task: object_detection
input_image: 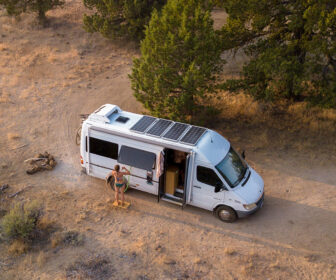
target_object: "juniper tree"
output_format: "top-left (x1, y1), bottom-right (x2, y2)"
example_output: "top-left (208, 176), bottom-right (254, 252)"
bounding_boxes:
top-left (129, 0), bottom-right (225, 123)
top-left (0, 0), bottom-right (64, 25)
top-left (83, 0), bottom-right (167, 41)
top-left (220, 0), bottom-right (336, 107)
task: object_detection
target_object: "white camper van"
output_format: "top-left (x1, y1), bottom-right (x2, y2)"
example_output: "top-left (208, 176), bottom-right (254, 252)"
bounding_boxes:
top-left (80, 104), bottom-right (264, 222)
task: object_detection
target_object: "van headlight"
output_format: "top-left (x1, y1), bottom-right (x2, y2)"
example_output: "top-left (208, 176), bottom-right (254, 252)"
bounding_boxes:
top-left (243, 203), bottom-right (257, 210)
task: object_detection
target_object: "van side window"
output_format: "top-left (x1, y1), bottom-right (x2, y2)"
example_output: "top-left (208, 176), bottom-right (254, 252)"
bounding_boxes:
top-left (197, 166), bottom-right (222, 187)
top-left (89, 137), bottom-right (118, 159)
top-left (118, 146), bottom-right (156, 171)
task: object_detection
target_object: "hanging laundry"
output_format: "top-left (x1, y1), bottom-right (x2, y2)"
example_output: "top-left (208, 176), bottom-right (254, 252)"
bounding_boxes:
top-left (156, 151), bottom-right (165, 178)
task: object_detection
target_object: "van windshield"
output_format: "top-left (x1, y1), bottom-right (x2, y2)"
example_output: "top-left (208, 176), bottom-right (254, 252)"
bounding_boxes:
top-left (215, 147), bottom-right (247, 188)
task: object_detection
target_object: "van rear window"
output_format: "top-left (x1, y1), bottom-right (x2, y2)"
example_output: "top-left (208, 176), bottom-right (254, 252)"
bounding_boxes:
top-left (89, 137), bottom-right (118, 159)
top-left (118, 146), bottom-right (156, 171)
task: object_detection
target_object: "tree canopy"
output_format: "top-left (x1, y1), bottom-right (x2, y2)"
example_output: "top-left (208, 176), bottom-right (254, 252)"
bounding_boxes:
top-left (83, 0), bottom-right (167, 41)
top-left (0, 0), bottom-right (64, 25)
top-left (129, 0), bottom-right (225, 123)
top-left (220, 0), bottom-right (336, 107)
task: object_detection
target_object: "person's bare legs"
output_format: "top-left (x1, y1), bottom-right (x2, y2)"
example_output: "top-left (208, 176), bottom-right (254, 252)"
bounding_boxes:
top-left (115, 186), bottom-right (119, 204)
top-left (121, 185), bottom-right (125, 206)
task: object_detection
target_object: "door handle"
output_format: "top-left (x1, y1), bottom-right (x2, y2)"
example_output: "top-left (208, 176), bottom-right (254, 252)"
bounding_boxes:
top-left (193, 186), bottom-right (201, 189)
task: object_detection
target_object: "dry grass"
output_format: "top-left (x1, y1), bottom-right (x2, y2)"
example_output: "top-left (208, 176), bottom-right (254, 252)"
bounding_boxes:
top-left (37, 215), bottom-right (55, 232)
top-left (50, 232), bottom-right (62, 248)
top-left (36, 251), bottom-right (48, 268)
top-left (216, 91), bottom-right (336, 132)
top-left (66, 254), bottom-right (111, 280)
top-left (50, 230), bottom-right (84, 248)
top-left (8, 240), bottom-right (29, 255)
top-left (213, 91), bottom-right (336, 162)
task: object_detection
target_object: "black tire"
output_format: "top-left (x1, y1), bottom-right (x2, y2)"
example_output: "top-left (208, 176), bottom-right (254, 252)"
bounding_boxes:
top-left (107, 175), bottom-right (116, 191)
top-left (106, 176), bottom-right (129, 193)
top-left (215, 205), bottom-right (237, 223)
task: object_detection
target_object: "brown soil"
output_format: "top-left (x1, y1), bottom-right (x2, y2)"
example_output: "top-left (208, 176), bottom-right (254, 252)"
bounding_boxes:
top-left (0, 2), bottom-right (335, 279)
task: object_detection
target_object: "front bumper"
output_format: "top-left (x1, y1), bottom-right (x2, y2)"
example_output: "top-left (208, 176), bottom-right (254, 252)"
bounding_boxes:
top-left (236, 193), bottom-right (264, 218)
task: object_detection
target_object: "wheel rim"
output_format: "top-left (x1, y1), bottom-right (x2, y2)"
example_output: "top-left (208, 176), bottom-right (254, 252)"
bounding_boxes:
top-left (219, 209), bottom-right (231, 220)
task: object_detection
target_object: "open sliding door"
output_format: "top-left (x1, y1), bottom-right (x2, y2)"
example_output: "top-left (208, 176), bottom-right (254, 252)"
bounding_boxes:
top-left (157, 149), bottom-right (167, 202)
top-left (182, 154), bottom-right (191, 208)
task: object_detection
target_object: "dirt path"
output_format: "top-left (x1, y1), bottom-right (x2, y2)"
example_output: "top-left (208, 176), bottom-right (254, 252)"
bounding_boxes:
top-left (1, 1), bottom-right (335, 279)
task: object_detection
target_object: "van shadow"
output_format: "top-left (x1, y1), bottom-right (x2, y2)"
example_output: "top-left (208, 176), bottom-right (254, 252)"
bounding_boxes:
top-left (126, 190), bottom-right (336, 258)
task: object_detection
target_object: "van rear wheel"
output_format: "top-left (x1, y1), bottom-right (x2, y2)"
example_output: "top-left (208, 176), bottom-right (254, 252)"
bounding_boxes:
top-left (216, 206), bottom-right (237, 223)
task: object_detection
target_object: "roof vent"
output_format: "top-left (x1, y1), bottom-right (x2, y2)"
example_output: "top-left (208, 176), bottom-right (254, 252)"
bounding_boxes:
top-left (89, 104), bottom-right (121, 123)
top-left (116, 116), bottom-right (129, 123)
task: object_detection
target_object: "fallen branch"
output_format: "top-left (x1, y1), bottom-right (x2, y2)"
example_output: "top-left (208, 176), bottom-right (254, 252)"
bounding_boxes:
top-left (0, 184), bottom-right (9, 193)
top-left (24, 158), bottom-right (46, 163)
top-left (10, 144), bottom-right (28, 151)
top-left (25, 152), bottom-right (57, 175)
top-left (8, 185), bottom-right (33, 198)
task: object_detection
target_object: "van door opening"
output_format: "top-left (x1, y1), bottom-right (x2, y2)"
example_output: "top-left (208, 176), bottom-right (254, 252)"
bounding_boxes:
top-left (158, 149), bottom-right (189, 206)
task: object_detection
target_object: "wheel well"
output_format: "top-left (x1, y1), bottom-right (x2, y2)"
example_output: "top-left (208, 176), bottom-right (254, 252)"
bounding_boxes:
top-left (213, 204), bottom-right (237, 215)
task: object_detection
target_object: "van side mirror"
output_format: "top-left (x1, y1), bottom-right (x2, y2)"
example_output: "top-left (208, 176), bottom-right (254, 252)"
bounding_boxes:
top-left (241, 150), bottom-right (246, 159)
top-left (214, 182), bottom-right (223, 193)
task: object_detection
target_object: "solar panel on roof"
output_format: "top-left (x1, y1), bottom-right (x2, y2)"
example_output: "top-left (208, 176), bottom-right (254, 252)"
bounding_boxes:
top-left (162, 123), bottom-right (189, 141)
top-left (130, 116), bottom-right (157, 133)
top-left (147, 119), bottom-right (173, 137)
top-left (180, 126), bottom-right (206, 145)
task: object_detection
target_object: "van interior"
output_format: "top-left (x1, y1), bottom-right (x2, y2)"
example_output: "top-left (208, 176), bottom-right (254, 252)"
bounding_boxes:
top-left (159, 148), bottom-right (188, 205)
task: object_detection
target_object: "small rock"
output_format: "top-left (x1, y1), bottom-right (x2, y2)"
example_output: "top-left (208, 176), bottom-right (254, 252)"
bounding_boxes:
top-left (164, 258), bottom-right (176, 265)
top-left (1, 163), bottom-right (8, 169)
top-left (95, 216), bottom-right (103, 222)
top-left (155, 244), bottom-right (164, 252)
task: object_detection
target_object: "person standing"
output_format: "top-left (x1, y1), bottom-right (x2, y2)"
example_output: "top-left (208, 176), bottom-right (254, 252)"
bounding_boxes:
top-left (106, 165), bottom-right (130, 206)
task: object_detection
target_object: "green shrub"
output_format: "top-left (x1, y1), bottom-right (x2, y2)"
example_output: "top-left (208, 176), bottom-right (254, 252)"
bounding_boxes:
top-left (1, 200), bottom-right (42, 242)
top-left (129, 0), bottom-right (225, 123)
top-left (0, 0), bottom-right (64, 25)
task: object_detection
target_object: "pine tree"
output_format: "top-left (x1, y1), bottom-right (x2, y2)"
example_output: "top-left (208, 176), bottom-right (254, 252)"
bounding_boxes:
top-left (0, 0), bottom-right (64, 25)
top-left (220, 0), bottom-right (336, 107)
top-left (83, 0), bottom-right (167, 41)
top-left (129, 0), bottom-right (225, 123)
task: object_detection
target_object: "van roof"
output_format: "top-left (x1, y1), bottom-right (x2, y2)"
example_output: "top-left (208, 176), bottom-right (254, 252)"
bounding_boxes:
top-left (86, 104), bottom-right (230, 165)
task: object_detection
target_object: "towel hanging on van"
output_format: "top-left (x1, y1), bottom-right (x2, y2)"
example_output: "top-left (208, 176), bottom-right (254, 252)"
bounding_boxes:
top-left (156, 151), bottom-right (164, 178)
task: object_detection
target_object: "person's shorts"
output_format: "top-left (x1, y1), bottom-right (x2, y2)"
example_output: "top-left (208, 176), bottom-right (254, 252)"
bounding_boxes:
top-left (115, 183), bottom-right (124, 188)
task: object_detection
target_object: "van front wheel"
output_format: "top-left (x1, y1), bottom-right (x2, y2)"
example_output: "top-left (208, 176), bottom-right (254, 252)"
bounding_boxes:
top-left (216, 206), bottom-right (237, 223)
